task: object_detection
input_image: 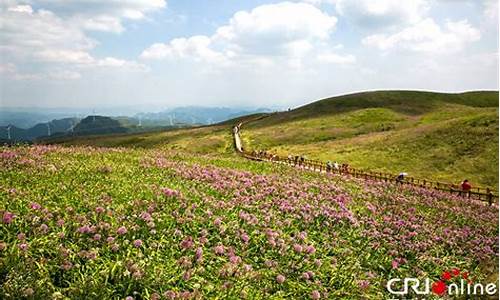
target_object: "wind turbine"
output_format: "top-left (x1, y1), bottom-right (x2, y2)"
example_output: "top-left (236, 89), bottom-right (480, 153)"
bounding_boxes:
top-left (92, 109), bottom-right (96, 122)
top-left (6, 125), bottom-right (11, 140)
top-left (138, 116), bottom-right (142, 127)
top-left (68, 119), bottom-right (76, 133)
top-left (46, 122), bottom-right (51, 136)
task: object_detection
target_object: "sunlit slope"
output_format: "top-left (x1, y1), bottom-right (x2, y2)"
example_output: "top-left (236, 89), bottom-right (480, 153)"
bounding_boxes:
top-left (49, 124), bottom-right (235, 154)
top-left (241, 91), bottom-right (499, 188)
top-left (50, 114), bottom-right (272, 154)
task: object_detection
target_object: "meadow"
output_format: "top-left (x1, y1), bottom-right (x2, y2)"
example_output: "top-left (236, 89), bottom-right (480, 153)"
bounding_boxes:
top-left (241, 91), bottom-right (499, 188)
top-left (1, 145), bottom-right (498, 299)
top-left (50, 91), bottom-right (499, 189)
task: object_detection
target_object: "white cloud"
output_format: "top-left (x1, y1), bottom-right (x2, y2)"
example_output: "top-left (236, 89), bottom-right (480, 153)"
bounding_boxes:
top-left (35, 50), bottom-right (95, 64)
top-left (140, 36), bottom-right (226, 63)
top-left (141, 2), bottom-right (351, 67)
top-left (0, 63), bottom-right (17, 74)
top-left (95, 57), bottom-right (150, 72)
top-left (317, 52), bottom-right (356, 64)
top-left (335, 0), bottom-right (429, 28)
top-left (31, 0), bottom-right (166, 33)
top-left (362, 18), bottom-right (480, 53)
top-left (82, 15), bottom-right (124, 33)
top-left (482, 0), bottom-right (498, 26)
top-left (0, 4), bottom-right (148, 81)
top-left (1, 7), bottom-right (95, 59)
top-left (48, 70), bottom-right (82, 80)
top-left (214, 2), bottom-right (337, 49)
top-left (7, 4), bottom-right (33, 14)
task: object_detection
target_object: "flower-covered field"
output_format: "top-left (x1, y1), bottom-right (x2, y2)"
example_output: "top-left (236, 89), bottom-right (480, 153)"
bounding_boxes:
top-left (0, 145), bottom-right (498, 299)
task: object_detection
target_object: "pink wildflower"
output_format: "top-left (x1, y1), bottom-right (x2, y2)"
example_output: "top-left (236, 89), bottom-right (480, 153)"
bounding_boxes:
top-left (30, 202), bottom-right (41, 210)
top-left (39, 224), bottom-right (49, 233)
top-left (293, 244), bottom-right (303, 253)
top-left (229, 255), bottom-right (241, 264)
top-left (117, 226), bottom-right (128, 235)
top-left (18, 243), bottom-right (28, 251)
top-left (140, 212), bottom-right (152, 222)
top-left (276, 274), bottom-right (286, 284)
top-left (2, 211), bottom-right (15, 224)
top-left (133, 239), bottom-right (143, 248)
top-left (311, 290), bottom-right (321, 299)
top-left (214, 245), bottom-right (225, 255)
top-left (195, 247), bottom-right (203, 262)
top-left (306, 245), bottom-right (316, 254)
top-left (241, 233), bottom-right (250, 243)
top-left (180, 236), bottom-right (194, 250)
top-left (358, 280), bottom-right (370, 289)
top-left (78, 225), bottom-right (91, 234)
top-left (391, 260), bottom-right (399, 269)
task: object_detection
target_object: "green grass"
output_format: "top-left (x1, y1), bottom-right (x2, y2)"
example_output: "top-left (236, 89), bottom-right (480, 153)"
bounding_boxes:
top-left (240, 91), bottom-right (499, 188)
top-left (1, 145), bottom-right (497, 299)
top-left (53, 90), bottom-right (498, 188)
top-left (46, 124), bottom-right (235, 155)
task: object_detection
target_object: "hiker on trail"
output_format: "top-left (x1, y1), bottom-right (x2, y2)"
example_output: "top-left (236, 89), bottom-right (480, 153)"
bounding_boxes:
top-left (326, 161), bottom-right (332, 172)
top-left (300, 156), bottom-right (305, 165)
top-left (396, 172), bottom-right (407, 184)
top-left (333, 161), bottom-right (339, 172)
top-left (460, 179), bottom-right (472, 196)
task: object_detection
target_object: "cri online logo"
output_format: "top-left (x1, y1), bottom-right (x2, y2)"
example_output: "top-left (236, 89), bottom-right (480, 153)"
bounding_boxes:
top-left (387, 269), bottom-right (498, 298)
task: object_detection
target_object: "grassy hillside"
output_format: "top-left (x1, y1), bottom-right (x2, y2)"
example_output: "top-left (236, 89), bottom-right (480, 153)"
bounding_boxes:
top-left (50, 90), bottom-right (498, 187)
top-left (46, 124), bottom-right (235, 154)
top-left (1, 145), bottom-right (497, 298)
top-left (241, 91), bottom-right (499, 188)
top-left (45, 113), bottom-right (271, 155)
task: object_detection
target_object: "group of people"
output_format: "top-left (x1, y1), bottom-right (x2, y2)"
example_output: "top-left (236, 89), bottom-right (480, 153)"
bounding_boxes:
top-left (251, 150), bottom-right (481, 198)
top-left (289, 155), bottom-right (306, 165)
top-left (252, 150), bottom-right (278, 161)
top-left (326, 161), bottom-right (350, 173)
top-left (396, 173), bottom-right (474, 193)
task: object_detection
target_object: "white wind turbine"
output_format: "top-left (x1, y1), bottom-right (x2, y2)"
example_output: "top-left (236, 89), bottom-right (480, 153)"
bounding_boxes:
top-left (6, 125), bottom-right (12, 140)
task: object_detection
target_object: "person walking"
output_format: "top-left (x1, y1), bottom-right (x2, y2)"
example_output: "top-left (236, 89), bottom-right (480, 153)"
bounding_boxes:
top-left (396, 172), bottom-right (407, 184)
top-left (326, 161), bottom-right (332, 172)
top-left (460, 179), bottom-right (472, 197)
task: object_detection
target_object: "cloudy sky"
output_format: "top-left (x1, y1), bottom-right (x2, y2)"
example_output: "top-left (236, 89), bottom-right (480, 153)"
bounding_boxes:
top-left (0, 0), bottom-right (498, 110)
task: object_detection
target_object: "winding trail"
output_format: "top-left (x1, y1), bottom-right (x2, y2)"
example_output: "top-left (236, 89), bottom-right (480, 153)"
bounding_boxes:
top-left (232, 116), bottom-right (498, 204)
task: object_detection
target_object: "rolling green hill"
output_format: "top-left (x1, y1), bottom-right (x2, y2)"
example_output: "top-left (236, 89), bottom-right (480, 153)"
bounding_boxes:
top-left (53, 90), bottom-right (498, 188)
top-left (240, 90), bottom-right (499, 188)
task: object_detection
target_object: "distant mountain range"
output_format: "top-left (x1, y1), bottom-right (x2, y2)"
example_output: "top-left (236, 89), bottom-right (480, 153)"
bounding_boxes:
top-left (135, 106), bottom-right (272, 125)
top-left (0, 118), bottom-right (79, 142)
top-left (0, 106), bottom-right (272, 142)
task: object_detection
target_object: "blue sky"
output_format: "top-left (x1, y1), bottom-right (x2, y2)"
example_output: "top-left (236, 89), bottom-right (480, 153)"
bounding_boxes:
top-left (0, 0), bottom-right (498, 110)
